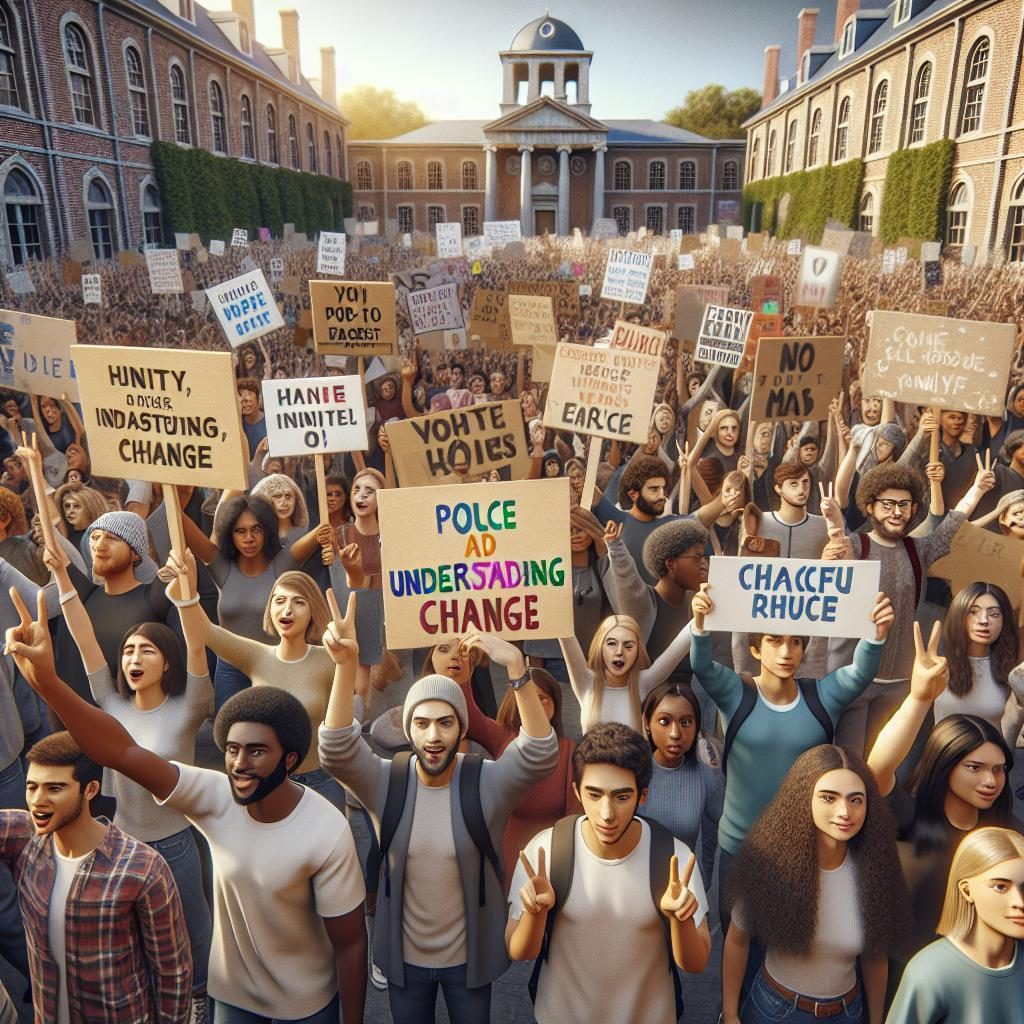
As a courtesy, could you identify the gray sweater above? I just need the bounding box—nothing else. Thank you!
[318,720,559,989]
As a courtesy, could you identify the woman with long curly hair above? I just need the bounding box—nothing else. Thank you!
[722,745,909,1024]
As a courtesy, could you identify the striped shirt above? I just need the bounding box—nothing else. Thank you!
[0,811,191,1024]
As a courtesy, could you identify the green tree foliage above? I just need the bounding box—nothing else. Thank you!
[878,139,955,244]
[340,85,429,140]
[664,85,762,140]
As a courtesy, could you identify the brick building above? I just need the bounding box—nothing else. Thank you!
[349,15,745,239]
[0,0,347,265]
[745,0,1024,257]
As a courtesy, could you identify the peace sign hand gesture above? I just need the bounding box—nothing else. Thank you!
[910,621,948,704]
[973,450,996,493]
[660,853,699,923]
[819,481,844,538]
[518,848,555,917]
[322,588,359,666]
[4,587,56,690]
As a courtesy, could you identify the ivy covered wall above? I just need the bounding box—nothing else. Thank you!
[877,139,955,245]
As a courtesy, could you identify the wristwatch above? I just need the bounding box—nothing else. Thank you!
[509,668,531,690]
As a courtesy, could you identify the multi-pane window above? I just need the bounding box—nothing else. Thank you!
[910,63,931,144]
[613,206,630,234]
[960,38,989,135]
[396,161,412,189]
[839,19,855,57]
[170,65,189,144]
[646,206,663,234]
[749,138,760,181]
[722,161,738,190]
[324,132,332,176]
[64,24,96,125]
[868,81,888,154]
[428,205,445,230]
[427,160,443,190]
[807,109,821,166]
[124,46,149,136]
[86,179,114,259]
[648,161,666,190]
[679,161,696,190]
[1009,179,1024,263]
[210,81,226,153]
[613,160,631,190]
[859,192,874,234]
[946,182,969,244]
[357,204,375,221]
[356,161,372,189]
[288,115,299,169]
[336,136,344,179]
[765,130,777,177]
[0,6,21,109]
[462,206,479,236]
[240,95,254,159]
[461,161,478,190]
[397,205,413,233]
[306,123,317,172]
[4,169,43,263]
[266,105,278,163]
[784,121,798,173]
[142,184,162,246]
[834,98,851,161]
[677,206,695,233]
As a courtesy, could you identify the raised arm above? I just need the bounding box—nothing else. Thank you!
[289,522,335,566]
[60,394,84,444]
[957,452,997,517]
[43,542,105,675]
[463,634,550,738]
[322,589,360,729]
[164,550,213,677]
[177,499,219,566]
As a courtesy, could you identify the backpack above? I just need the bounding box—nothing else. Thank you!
[370,751,502,908]
[526,814,684,1019]
[858,533,922,607]
[721,675,834,778]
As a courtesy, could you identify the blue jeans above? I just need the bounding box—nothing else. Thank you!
[148,827,213,992]
[213,993,338,1023]
[387,963,491,1024]
[214,658,251,713]
[741,969,864,1023]
[0,759,28,985]
[292,768,347,814]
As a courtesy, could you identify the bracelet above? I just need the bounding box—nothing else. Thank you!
[509,668,532,690]
[58,591,78,606]
[168,595,200,608]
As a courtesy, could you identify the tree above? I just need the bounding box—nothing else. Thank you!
[339,85,429,140]
[664,85,762,140]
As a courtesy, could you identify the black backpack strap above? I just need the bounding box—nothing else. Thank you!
[458,753,503,907]
[903,536,922,608]
[721,674,758,779]
[797,678,835,744]
[374,751,411,900]
[641,816,686,1020]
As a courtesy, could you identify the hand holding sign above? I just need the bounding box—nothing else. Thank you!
[692,583,713,632]
[322,589,359,667]
[518,848,555,917]
[870,593,894,642]
[660,853,699,924]
[910,621,948,703]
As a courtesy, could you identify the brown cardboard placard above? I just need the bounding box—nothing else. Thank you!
[117,250,144,268]
[749,275,782,315]
[0,309,79,400]
[469,288,512,348]
[61,261,83,287]
[68,238,94,263]
[309,280,397,356]
[746,232,766,253]
[530,344,556,383]
[718,238,742,263]
[509,280,580,331]
[929,521,1024,608]
[71,344,247,490]
[749,336,845,421]
[507,294,556,348]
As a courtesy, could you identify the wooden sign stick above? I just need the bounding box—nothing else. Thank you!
[313,452,330,527]
[24,433,56,556]
[163,484,192,601]
[580,437,602,510]
[928,406,942,510]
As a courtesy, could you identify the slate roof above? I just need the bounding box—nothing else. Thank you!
[508,15,586,52]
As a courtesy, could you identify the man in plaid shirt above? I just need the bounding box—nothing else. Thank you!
[0,732,191,1024]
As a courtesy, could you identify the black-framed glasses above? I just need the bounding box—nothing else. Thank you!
[875,498,913,513]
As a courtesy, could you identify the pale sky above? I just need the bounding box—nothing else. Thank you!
[250,0,838,119]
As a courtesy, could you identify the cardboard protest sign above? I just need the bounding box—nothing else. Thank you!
[317,232,346,275]
[145,250,183,294]
[117,250,144,268]
[747,232,766,253]
[796,246,842,308]
[530,344,556,383]
[677,254,695,271]
[674,284,727,343]
[387,399,531,487]
[62,260,83,287]
[680,234,701,253]
[231,228,248,248]
[408,282,463,336]
[601,249,653,305]
[861,311,1015,415]
[705,557,881,638]
[205,269,284,347]
[483,221,521,247]
[718,238,742,263]
[750,336,845,421]
[509,280,580,331]
[269,258,284,281]
[543,326,663,445]
[695,305,754,368]
[929,521,1024,608]
[309,281,396,356]
[82,274,101,306]
[377,478,573,648]
[71,344,247,489]
[209,240,225,256]
[787,238,803,256]
[592,218,618,240]
[261,375,368,457]
[750,275,782,315]
[69,238,94,263]
[435,222,463,258]
[468,288,511,347]
[0,309,78,400]
[507,294,556,348]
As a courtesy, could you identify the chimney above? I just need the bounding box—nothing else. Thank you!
[320,47,337,106]
[835,0,859,42]
[230,0,254,33]
[279,9,300,80]
[797,8,819,79]
[762,45,781,106]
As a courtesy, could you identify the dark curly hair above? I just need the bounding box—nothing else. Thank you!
[216,494,282,562]
[572,722,652,793]
[725,745,909,958]
[642,519,709,578]
[26,731,103,789]
[855,462,924,514]
[0,485,27,535]
[619,456,669,506]
[213,686,311,768]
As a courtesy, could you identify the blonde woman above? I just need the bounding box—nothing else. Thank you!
[252,472,309,544]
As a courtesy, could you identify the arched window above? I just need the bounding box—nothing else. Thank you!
[396,160,412,190]
[946,182,969,244]
[266,104,278,163]
[306,123,317,172]
[1009,178,1024,263]
[462,206,480,235]
[839,18,855,57]
[784,120,798,173]
[678,161,696,190]
[645,206,663,234]
[648,161,666,190]
[4,168,43,263]
[209,80,226,153]
[86,178,114,259]
[612,206,630,235]
[807,109,822,167]
[324,132,332,177]
[868,81,888,154]
[142,184,161,246]
[397,205,413,233]
[677,206,695,233]
[959,38,990,135]
[63,24,96,125]
[427,160,444,190]
[0,5,22,109]
[613,160,631,190]
[722,160,738,191]
[427,205,445,230]
[859,192,874,234]
[749,138,760,181]
[461,160,478,190]
[910,62,932,144]
[356,160,372,190]
[765,130,777,177]
[336,135,344,179]
[288,115,299,169]
[834,97,851,161]
[240,95,254,159]
[124,46,149,136]
[170,64,189,144]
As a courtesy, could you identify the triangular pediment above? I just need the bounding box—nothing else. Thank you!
[483,96,607,134]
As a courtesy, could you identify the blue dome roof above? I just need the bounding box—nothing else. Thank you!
[509,16,584,52]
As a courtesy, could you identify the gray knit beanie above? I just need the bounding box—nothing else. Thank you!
[402,674,469,739]
[86,511,157,582]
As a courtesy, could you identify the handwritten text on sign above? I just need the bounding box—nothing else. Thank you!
[507,294,556,347]
[408,282,463,335]
[145,250,183,294]
[206,269,284,347]
[71,345,247,490]
[317,232,346,276]
[601,249,653,305]
[378,479,573,647]
[0,309,79,401]
[750,336,845,421]
[482,221,522,247]
[309,281,397,356]
[861,311,1015,416]
[261,375,368,457]
[705,557,881,638]
[695,305,754,368]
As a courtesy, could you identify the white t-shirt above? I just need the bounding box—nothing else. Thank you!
[160,763,365,1018]
[49,849,90,1024]
[510,818,707,1024]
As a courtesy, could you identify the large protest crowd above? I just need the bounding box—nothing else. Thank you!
[0,224,1022,1024]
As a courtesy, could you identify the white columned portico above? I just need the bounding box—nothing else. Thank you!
[592,144,607,228]
[519,144,534,235]
[483,145,498,222]
[557,145,571,235]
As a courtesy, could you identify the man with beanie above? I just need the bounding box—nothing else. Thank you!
[319,621,559,1024]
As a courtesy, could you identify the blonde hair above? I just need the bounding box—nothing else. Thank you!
[263,571,329,643]
[252,474,308,528]
[585,615,650,725]
[937,827,1024,940]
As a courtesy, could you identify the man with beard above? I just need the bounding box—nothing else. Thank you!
[0,730,190,1023]
[5,589,367,1024]
[236,378,267,455]
[757,464,829,558]
[319,625,559,1024]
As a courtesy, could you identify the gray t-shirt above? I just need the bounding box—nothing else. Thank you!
[209,549,298,641]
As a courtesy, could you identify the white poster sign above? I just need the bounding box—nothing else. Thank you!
[205,269,285,347]
[261,375,368,456]
[435,222,463,258]
[483,221,522,247]
[145,249,183,294]
[795,246,843,308]
[695,304,753,368]
[600,249,653,305]
[82,274,101,305]
[408,282,463,335]
[317,232,347,276]
[231,228,249,248]
[209,240,225,256]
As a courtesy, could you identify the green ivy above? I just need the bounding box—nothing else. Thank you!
[877,139,955,244]
[150,141,353,243]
